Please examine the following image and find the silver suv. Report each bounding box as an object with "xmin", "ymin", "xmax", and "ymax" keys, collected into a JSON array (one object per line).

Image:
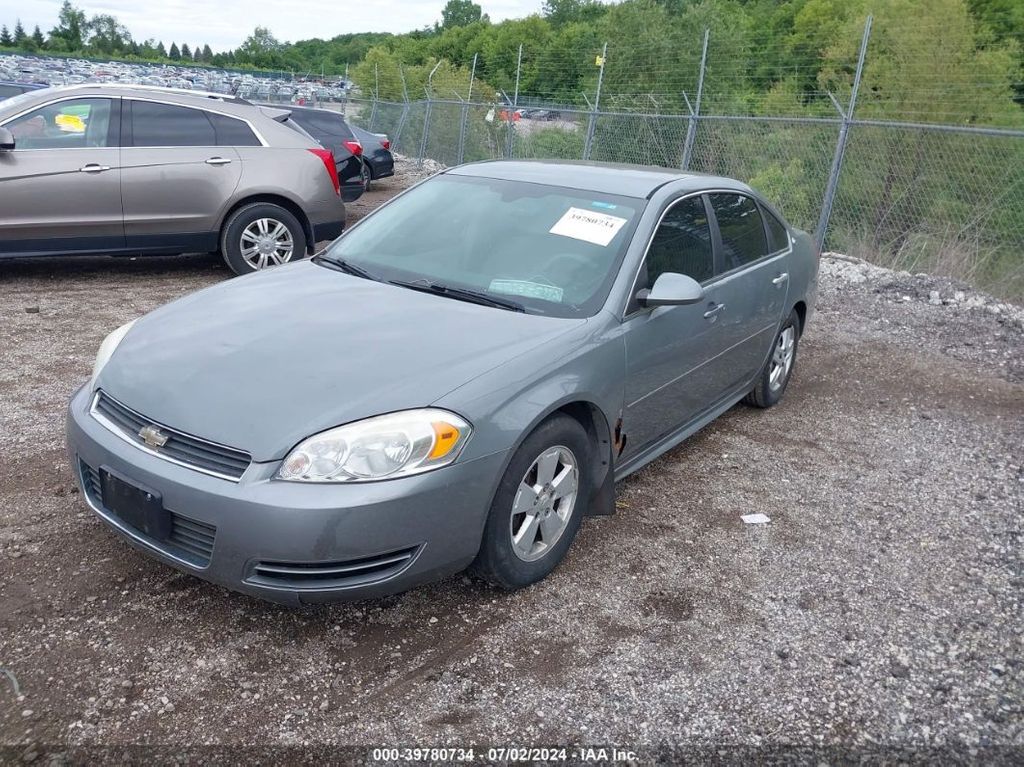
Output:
[{"xmin": 0, "ymin": 85, "xmax": 346, "ymax": 274}]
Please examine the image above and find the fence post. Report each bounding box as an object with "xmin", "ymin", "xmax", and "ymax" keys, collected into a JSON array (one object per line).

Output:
[
  {"xmin": 458, "ymin": 53, "xmax": 477, "ymax": 165},
  {"xmin": 368, "ymin": 63, "xmax": 379, "ymax": 131},
  {"xmin": 418, "ymin": 61, "xmax": 443, "ymax": 167},
  {"xmin": 393, "ymin": 66, "xmax": 410, "ymax": 149},
  {"xmin": 681, "ymin": 29, "xmax": 709, "ymax": 170},
  {"xmin": 815, "ymin": 15, "xmax": 872, "ymax": 252},
  {"xmin": 583, "ymin": 42, "xmax": 608, "ymax": 161},
  {"xmin": 505, "ymin": 44, "xmax": 523, "ymax": 159}
]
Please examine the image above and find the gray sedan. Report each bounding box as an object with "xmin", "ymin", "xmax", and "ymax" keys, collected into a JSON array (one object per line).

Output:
[{"xmin": 66, "ymin": 160, "xmax": 818, "ymax": 605}]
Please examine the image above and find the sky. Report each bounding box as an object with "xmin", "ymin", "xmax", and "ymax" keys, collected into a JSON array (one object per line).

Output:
[{"xmin": 0, "ymin": 0, "xmax": 546, "ymax": 52}]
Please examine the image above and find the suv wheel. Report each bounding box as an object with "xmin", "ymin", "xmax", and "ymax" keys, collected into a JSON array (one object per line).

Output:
[
  {"xmin": 221, "ymin": 203, "xmax": 307, "ymax": 275},
  {"xmin": 360, "ymin": 161, "xmax": 372, "ymax": 192}
]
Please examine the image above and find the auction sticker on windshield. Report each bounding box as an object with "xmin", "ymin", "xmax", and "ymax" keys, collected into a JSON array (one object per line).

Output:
[
  {"xmin": 489, "ymin": 279, "xmax": 565, "ymax": 303},
  {"xmin": 549, "ymin": 207, "xmax": 628, "ymax": 247}
]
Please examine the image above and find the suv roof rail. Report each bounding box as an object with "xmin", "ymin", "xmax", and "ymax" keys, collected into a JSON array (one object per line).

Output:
[{"xmin": 56, "ymin": 82, "xmax": 252, "ymax": 104}]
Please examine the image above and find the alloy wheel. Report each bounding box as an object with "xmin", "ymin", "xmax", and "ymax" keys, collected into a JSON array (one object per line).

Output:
[
  {"xmin": 240, "ymin": 218, "xmax": 294, "ymax": 270},
  {"xmin": 509, "ymin": 445, "xmax": 579, "ymax": 562},
  {"xmin": 768, "ymin": 325, "xmax": 796, "ymax": 391}
]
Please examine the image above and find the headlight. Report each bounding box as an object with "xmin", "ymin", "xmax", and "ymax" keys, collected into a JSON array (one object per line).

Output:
[
  {"xmin": 278, "ymin": 409, "xmax": 471, "ymax": 483},
  {"xmin": 91, "ymin": 320, "xmax": 136, "ymax": 387}
]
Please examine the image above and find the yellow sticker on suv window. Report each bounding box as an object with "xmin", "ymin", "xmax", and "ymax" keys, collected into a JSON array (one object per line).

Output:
[{"xmin": 549, "ymin": 207, "xmax": 628, "ymax": 247}]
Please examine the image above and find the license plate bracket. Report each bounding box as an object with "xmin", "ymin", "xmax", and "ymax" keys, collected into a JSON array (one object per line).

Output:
[{"xmin": 99, "ymin": 468, "xmax": 170, "ymax": 540}]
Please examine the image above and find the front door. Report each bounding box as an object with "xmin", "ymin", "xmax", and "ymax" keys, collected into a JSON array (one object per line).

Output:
[
  {"xmin": 621, "ymin": 195, "xmax": 730, "ymax": 460},
  {"xmin": 0, "ymin": 96, "xmax": 124, "ymax": 255},
  {"xmin": 120, "ymin": 99, "xmax": 242, "ymax": 250}
]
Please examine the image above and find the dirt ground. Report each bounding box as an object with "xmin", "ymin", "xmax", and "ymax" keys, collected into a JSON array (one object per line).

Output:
[{"xmin": 0, "ymin": 167, "xmax": 1021, "ymax": 761}]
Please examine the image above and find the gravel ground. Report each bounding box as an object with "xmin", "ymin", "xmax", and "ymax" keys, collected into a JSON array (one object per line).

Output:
[{"xmin": 0, "ymin": 172, "xmax": 1021, "ymax": 761}]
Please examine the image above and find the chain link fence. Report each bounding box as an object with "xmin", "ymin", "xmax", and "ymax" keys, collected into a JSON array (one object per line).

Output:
[{"xmin": 330, "ymin": 16, "xmax": 1023, "ymax": 301}]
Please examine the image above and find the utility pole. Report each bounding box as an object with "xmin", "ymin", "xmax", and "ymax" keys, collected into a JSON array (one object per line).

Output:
[{"xmin": 583, "ymin": 42, "xmax": 608, "ymax": 160}]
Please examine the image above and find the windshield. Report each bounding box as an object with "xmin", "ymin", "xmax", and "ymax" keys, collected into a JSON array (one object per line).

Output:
[{"xmin": 322, "ymin": 174, "xmax": 644, "ymax": 318}]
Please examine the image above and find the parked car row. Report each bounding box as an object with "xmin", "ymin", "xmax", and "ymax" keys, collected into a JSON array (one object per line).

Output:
[{"xmin": 0, "ymin": 53, "xmax": 350, "ymax": 102}]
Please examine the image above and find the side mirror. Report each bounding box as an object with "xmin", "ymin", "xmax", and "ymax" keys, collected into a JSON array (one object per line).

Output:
[
  {"xmin": 0, "ymin": 127, "xmax": 14, "ymax": 152},
  {"xmin": 636, "ymin": 272, "xmax": 704, "ymax": 308}
]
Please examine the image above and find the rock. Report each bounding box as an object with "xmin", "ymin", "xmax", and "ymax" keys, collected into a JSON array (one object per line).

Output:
[
  {"xmin": 24, "ymin": 307, "xmax": 40, "ymax": 314},
  {"xmin": 928, "ymin": 290, "xmax": 942, "ymax": 306}
]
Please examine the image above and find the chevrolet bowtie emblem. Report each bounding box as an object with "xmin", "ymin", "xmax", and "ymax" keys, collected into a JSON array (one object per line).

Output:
[{"xmin": 139, "ymin": 424, "xmax": 169, "ymax": 448}]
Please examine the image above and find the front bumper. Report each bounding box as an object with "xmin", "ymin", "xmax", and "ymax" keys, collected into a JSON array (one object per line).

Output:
[{"xmin": 66, "ymin": 385, "xmax": 506, "ymax": 605}]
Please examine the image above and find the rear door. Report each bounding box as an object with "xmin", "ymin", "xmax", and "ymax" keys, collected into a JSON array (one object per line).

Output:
[
  {"xmin": 120, "ymin": 99, "xmax": 245, "ymax": 250},
  {"xmin": 0, "ymin": 96, "xmax": 124, "ymax": 255},
  {"xmin": 704, "ymin": 192, "xmax": 791, "ymax": 391}
]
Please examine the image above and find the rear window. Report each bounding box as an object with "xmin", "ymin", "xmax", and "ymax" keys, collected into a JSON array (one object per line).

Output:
[
  {"xmin": 291, "ymin": 110, "xmax": 353, "ymax": 139},
  {"xmin": 708, "ymin": 193, "xmax": 768, "ymax": 271},
  {"xmin": 209, "ymin": 113, "xmax": 260, "ymax": 146},
  {"xmin": 130, "ymin": 101, "xmax": 215, "ymax": 147}
]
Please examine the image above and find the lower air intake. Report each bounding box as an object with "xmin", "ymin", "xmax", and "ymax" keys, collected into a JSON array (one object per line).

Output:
[{"xmin": 247, "ymin": 546, "xmax": 420, "ymax": 590}]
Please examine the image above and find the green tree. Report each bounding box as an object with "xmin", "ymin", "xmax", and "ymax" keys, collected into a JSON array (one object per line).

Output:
[
  {"xmin": 88, "ymin": 14, "xmax": 132, "ymax": 55},
  {"xmin": 49, "ymin": 0, "xmax": 87, "ymax": 51},
  {"xmin": 31, "ymin": 25, "xmax": 45, "ymax": 48},
  {"xmin": 202, "ymin": 44, "xmax": 214, "ymax": 62},
  {"xmin": 180, "ymin": 42, "xmax": 191, "ymax": 59},
  {"xmin": 169, "ymin": 41, "xmax": 180, "ymax": 59},
  {"xmin": 441, "ymin": 0, "xmax": 484, "ymax": 30},
  {"xmin": 156, "ymin": 40, "xmax": 167, "ymax": 57},
  {"xmin": 0, "ymin": 26, "xmax": 11, "ymax": 47},
  {"xmin": 543, "ymin": 0, "xmax": 606, "ymax": 27},
  {"xmin": 13, "ymin": 19, "xmax": 26, "ymax": 45}
]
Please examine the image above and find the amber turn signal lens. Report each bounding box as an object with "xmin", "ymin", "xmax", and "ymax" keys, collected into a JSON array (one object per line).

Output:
[{"xmin": 429, "ymin": 421, "xmax": 462, "ymax": 459}]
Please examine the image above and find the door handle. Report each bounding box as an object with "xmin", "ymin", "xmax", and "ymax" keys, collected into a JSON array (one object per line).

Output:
[
  {"xmin": 205, "ymin": 157, "xmax": 232, "ymax": 166},
  {"xmin": 79, "ymin": 164, "xmax": 111, "ymax": 173},
  {"xmin": 703, "ymin": 303, "xmax": 725, "ymax": 320},
  {"xmin": 772, "ymin": 272, "xmax": 790, "ymax": 286}
]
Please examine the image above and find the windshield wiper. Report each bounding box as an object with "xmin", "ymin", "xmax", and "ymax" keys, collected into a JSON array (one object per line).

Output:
[
  {"xmin": 315, "ymin": 255, "xmax": 380, "ymax": 281},
  {"xmin": 389, "ymin": 279, "xmax": 526, "ymax": 313}
]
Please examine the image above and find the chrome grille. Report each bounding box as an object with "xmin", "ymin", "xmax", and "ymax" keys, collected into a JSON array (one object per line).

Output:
[
  {"xmin": 92, "ymin": 391, "xmax": 251, "ymax": 481},
  {"xmin": 247, "ymin": 546, "xmax": 420, "ymax": 590}
]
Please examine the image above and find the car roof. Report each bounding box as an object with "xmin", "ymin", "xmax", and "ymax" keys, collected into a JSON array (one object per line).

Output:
[
  {"xmin": 448, "ymin": 160, "xmax": 750, "ymax": 199},
  {"xmin": 2, "ymin": 83, "xmax": 253, "ymax": 113}
]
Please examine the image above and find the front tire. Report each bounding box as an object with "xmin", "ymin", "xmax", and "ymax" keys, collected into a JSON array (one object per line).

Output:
[
  {"xmin": 744, "ymin": 308, "xmax": 800, "ymax": 408},
  {"xmin": 220, "ymin": 203, "xmax": 307, "ymax": 275},
  {"xmin": 470, "ymin": 415, "xmax": 592, "ymax": 590}
]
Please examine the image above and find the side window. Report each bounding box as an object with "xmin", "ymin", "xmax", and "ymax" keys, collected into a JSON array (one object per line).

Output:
[
  {"xmin": 130, "ymin": 101, "xmax": 215, "ymax": 147},
  {"xmin": 636, "ymin": 196, "xmax": 714, "ymax": 298},
  {"xmin": 708, "ymin": 193, "xmax": 768, "ymax": 271},
  {"xmin": 208, "ymin": 113, "xmax": 260, "ymax": 146},
  {"xmin": 5, "ymin": 98, "xmax": 112, "ymax": 149},
  {"xmin": 761, "ymin": 206, "xmax": 790, "ymax": 252}
]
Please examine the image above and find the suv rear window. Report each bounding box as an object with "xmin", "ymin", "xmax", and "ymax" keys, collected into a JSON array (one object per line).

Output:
[
  {"xmin": 209, "ymin": 113, "xmax": 260, "ymax": 146},
  {"xmin": 130, "ymin": 101, "xmax": 215, "ymax": 147},
  {"xmin": 291, "ymin": 110, "xmax": 354, "ymax": 140}
]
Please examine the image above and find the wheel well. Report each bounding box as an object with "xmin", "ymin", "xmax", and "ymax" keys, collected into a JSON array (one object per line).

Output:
[
  {"xmin": 221, "ymin": 195, "xmax": 314, "ymax": 253},
  {"xmin": 551, "ymin": 401, "xmax": 612, "ymax": 478},
  {"xmin": 362, "ymin": 158, "xmax": 373, "ymax": 179},
  {"xmin": 793, "ymin": 301, "xmax": 807, "ymax": 336}
]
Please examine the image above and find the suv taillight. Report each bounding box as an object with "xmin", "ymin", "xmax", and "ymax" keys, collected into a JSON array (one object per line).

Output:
[
  {"xmin": 380, "ymin": 138, "xmax": 391, "ymax": 150},
  {"xmin": 343, "ymin": 139, "xmax": 363, "ymax": 156},
  {"xmin": 308, "ymin": 148, "xmax": 340, "ymax": 196}
]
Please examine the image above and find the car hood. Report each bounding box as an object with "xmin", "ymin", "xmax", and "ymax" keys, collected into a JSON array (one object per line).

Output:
[{"xmin": 98, "ymin": 261, "xmax": 584, "ymax": 461}]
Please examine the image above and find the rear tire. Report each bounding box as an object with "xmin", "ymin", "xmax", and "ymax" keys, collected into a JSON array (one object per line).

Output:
[
  {"xmin": 220, "ymin": 203, "xmax": 307, "ymax": 275},
  {"xmin": 470, "ymin": 415, "xmax": 592, "ymax": 590},
  {"xmin": 744, "ymin": 308, "xmax": 800, "ymax": 408},
  {"xmin": 360, "ymin": 161, "xmax": 372, "ymax": 192}
]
